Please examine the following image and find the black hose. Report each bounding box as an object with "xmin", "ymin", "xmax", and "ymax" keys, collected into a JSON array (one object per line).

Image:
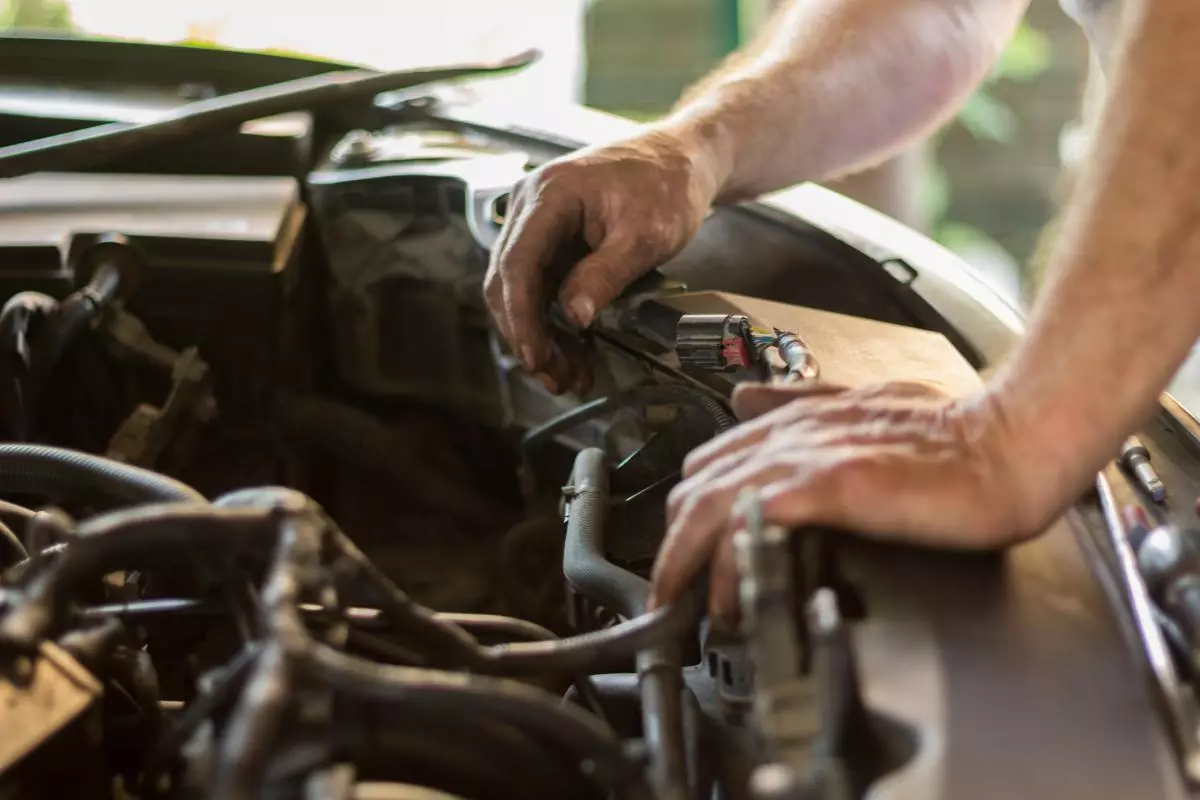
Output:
[
  {"xmin": 562, "ymin": 448, "xmax": 648, "ymax": 618},
  {"xmin": 322, "ymin": 524, "xmax": 483, "ymax": 668},
  {"xmin": 0, "ymin": 444, "xmax": 205, "ymax": 506},
  {"xmin": 483, "ymin": 602, "xmax": 693, "ymax": 673},
  {"xmin": 210, "ymin": 506, "xmax": 322, "ymax": 800},
  {"xmin": 212, "ymin": 642, "xmax": 295, "ymax": 800},
  {"xmin": 434, "ymin": 612, "xmax": 561, "ymax": 642},
  {"xmin": 522, "ymin": 384, "xmax": 734, "ymax": 469},
  {"xmin": 638, "ymin": 648, "xmax": 689, "ymax": 800},
  {"xmin": 140, "ymin": 644, "xmax": 262, "ymax": 795},
  {"xmin": 299, "ymin": 644, "xmax": 646, "ymax": 797},
  {"xmin": 0, "ymin": 291, "xmax": 57, "ymax": 439},
  {"xmin": 436, "ymin": 612, "xmax": 607, "ymax": 722},
  {"xmin": 560, "ymin": 446, "xmax": 692, "ymax": 800},
  {"xmin": 347, "ymin": 704, "xmax": 593, "ymax": 799},
  {"xmin": 0, "ymin": 504, "xmax": 273, "ymax": 651}
]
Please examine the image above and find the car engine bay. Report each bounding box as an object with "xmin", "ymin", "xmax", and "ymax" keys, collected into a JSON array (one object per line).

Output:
[{"xmin": 0, "ymin": 39, "xmax": 1198, "ymax": 800}]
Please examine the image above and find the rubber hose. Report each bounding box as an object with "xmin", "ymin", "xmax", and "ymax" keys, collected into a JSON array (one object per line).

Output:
[
  {"xmin": 349, "ymin": 707, "xmax": 591, "ymax": 799},
  {"xmin": 300, "ymin": 644, "xmax": 644, "ymax": 796},
  {"xmin": 0, "ymin": 291, "xmax": 58, "ymax": 439},
  {"xmin": 0, "ymin": 443, "xmax": 205, "ymax": 506},
  {"xmin": 0, "ymin": 504, "xmax": 273, "ymax": 650},
  {"xmin": 562, "ymin": 447, "xmax": 649, "ymax": 619},
  {"xmin": 564, "ymin": 675, "xmax": 739, "ymax": 800},
  {"xmin": 561, "ymin": 447, "xmax": 691, "ymax": 800}
]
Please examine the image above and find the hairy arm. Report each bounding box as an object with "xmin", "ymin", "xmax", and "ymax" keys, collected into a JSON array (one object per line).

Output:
[
  {"xmin": 658, "ymin": 0, "xmax": 1031, "ymax": 202},
  {"xmin": 988, "ymin": 0, "xmax": 1200, "ymax": 529},
  {"xmin": 485, "ymin": 0, "xmax": 1031, "ymax": 389}
]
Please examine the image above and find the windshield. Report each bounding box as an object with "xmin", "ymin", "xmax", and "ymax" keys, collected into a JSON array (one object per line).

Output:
[{"xmin": 2, "ymin": 0, "xmax": 588, "ymax": 102}]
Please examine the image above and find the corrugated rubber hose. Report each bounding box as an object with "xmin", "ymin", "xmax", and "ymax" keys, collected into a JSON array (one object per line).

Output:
[{"xmin": 0, "ymin": 443, "xmax": 205, "ymax": 506}]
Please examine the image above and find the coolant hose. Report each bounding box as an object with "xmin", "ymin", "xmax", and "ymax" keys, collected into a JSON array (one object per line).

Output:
[
  {"xmin": 0, "ymin": 443, "xmax": 205, "ymax": 506},
  {"xmin": 563, "ymin": 447, "xmax": 690, "ymax": 800},
  {"xmin": 563, "ymin": 447, "xmax": 649, "ymax": 618}
]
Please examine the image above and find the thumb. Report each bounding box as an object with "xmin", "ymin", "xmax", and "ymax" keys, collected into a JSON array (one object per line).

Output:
[
  {"xmin": 731, "ymin": 380, "xmax": 848, "ymax": 420},
  {"xmin": 557, "ymin": 241, "xmax": 649, "ymax": 329}
]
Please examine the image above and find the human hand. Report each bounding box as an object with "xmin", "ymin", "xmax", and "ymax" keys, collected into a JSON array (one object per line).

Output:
[
  {"xmin": 647, "ymin": 380, "xmax": 1052, "ymax": 628},
  {"xmin": 483, "ymin": 125, "xmax": 722, "ymax": 393}
]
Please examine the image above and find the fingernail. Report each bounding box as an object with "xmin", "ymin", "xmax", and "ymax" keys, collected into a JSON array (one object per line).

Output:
[
  {"xmin": 520, "ymin": 346, "xmax": 536, "ymax": 371},
  {"xmin": 566, "ymin": 296, "xmax": 595, "ymax": 329}
]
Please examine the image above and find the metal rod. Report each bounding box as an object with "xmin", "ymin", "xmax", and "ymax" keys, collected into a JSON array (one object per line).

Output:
[{"xmin": 0, "ymin": 50, "xmax": 537, "ymax": 179}]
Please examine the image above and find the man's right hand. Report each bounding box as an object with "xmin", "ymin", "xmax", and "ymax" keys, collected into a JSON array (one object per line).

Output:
[{"xmin": 483, "ymin": 126, "xmax": 723, "ymax": 393}]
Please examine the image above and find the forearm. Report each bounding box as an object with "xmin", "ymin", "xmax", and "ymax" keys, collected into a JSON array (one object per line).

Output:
[
  {"xmin": 657, "ymin": 0, "xmax": 1029, "ymax": 201},
  {"xmin": 988, "ymin": 0, "xmax": 1200, "ymax": 527}
]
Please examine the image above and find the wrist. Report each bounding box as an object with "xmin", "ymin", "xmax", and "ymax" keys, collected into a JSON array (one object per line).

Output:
[
  {"xmin": 648, "ymin": 112, "xmax": 738, "ymax": 205},
  {"xmin": 963, "ymin": 378, "xmax": 1098, "ymax": 540}
]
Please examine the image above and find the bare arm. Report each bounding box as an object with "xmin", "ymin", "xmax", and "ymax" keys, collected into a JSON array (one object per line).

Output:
[
  {"xmin": 659, "ymin": 0, "xmax": 1032, "ymax": 202},
  {"xmin": 486, "ymin": 0, "xmax": 1032, "ymax": 388},
  {"xmin": 989, "ymin": 0, "xmax": 1200, "ymax": 529},
  {"xmin": 650, "ymin": 0, "xmax": 1200, "ymax": 620}
]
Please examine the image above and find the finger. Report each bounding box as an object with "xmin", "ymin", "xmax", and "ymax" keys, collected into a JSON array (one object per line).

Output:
[
  {"xmin": 498, "ymin": 195, "xmax": 578, "ymax": 371},
  {"xmin": 746, "ymin": 443, "xmax": 983, "ymax": 548},
  {"xmin": 668, "ymin": 447, "xmax": 754, "ymax": 523},
  {"xmin": 557, "ymin": 238, "xmax": 646, "ymax": 329},
  {"xmin": 650, "ymin": 458, "xmax": 793, "ymax": 609},
  {"xmin": 680, "ymin": 405, "xmax": 795, "ymax": 480},
  {"xmin": 731, "ymin": 380, "xmax": 848, "ymax": 420},
  {"xmin": 708, "ymin": 531, "xmax": 740, "ymax": 630},
  {"xmin": 683, "ymin": 381, "xmax": 948, "ymax": 478},
  {"xmin": 537, "ymin": 340, "xmax": 576, "ymax": 395},
  {"xmin": 681, "ymin": 395, "xmax": 831, "ymax": 479},
  {"xmin": 484, "ymin": 192, "xmax": 528, "ymax": 348}
]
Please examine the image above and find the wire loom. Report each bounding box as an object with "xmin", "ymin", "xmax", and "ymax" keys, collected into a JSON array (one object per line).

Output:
[{"xmin": 0, "ymin": 469, "xmax": 701, "ymax": 800}]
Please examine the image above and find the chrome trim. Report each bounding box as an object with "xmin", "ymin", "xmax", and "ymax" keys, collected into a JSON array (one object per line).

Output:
[{"xmin": 1095, "ymin": 472, "xmax": 1200, "ymax": 782}]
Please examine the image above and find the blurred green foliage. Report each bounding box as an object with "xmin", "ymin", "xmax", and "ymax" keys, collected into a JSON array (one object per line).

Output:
[
  {"xmin": 0, "ymin": 0, "xmax": 73, "ymax": 31},
  {"xmin": 924, "ymin": 22, "xmax": 1053, "ymax": 261}
]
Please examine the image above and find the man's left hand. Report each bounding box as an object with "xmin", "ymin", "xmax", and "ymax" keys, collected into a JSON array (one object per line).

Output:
[{"xmin": 647, "ymin": 380, "xmax": 1042, "ymax": 628}]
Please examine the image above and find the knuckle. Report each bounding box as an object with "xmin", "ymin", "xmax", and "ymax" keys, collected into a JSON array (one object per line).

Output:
[
  {"xmin": 688, "ymin": 485, "xmax": 724, "ymax": 521},
  {"xmin": 533, "ymin": 161, "xmax": 575, "ymax": 193}
]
